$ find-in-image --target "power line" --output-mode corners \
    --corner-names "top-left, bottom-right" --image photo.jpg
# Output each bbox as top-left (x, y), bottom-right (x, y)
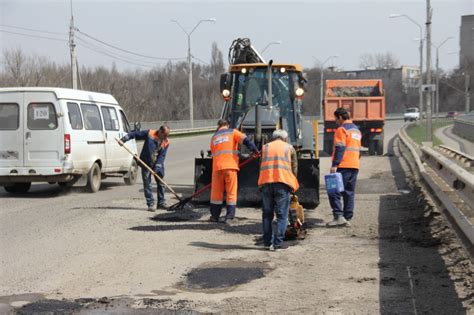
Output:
top-left (76, 40), bottom-right (155, 69)
top-left (75, 29), bottom-right (186, 61)
top-left (0, 23), bottom-right (66, 36)
top-left (0, 29), bottom-right (67, 42)
top-left (192, 55), bottom-right (210, 65)
top-left (75, 35), bottom-right (160, 66)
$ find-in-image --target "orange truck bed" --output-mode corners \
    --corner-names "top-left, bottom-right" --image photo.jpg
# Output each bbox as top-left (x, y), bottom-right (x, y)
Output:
top-left (324, 79), bottom-right (385, 122)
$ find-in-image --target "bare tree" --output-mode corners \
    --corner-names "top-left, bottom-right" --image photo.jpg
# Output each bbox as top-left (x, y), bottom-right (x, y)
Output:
top-left (359, 52), bottom-right (399, 69)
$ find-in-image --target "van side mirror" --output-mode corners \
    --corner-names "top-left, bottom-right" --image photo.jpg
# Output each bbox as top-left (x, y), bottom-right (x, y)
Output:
top-left (133, 122), bottom-right (141, 131)
top-left (220, 73), bottom-right (232, 93)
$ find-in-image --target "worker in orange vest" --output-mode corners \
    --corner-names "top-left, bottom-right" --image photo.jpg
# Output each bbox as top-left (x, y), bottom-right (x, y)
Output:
top-left (210, 119), bottom-right (258, 223)
top-left (258, 129), bottom-right (299, 251)
top-left (327, 107), bottom-right (362, 227)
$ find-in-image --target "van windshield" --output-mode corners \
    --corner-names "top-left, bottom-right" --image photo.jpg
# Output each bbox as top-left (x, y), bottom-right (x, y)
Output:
top-left (406, 108), bottom-right (418, 113)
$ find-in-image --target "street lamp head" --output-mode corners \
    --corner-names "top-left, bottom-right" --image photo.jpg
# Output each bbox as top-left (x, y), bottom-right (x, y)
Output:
top-left (389, 14), bottom-right (402, 18)
top-left (332, 54), bottom-right (340, 59)
top-left (206, 18), bottom-right (217, 22)
top-left (275, 40), bottom-right (282, 45)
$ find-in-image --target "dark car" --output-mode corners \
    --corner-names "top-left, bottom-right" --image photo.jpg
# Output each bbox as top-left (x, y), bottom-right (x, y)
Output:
top-left (446, 111), bottom-right (459, 118)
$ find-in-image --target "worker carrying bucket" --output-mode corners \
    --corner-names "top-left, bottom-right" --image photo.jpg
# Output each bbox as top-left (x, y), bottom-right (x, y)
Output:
top-left (209, 119), bottom-right (258, 224)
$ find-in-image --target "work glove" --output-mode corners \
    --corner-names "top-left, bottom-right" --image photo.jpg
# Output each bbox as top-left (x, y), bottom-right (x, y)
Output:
top-left (119, 137), bottom-right (127, 146)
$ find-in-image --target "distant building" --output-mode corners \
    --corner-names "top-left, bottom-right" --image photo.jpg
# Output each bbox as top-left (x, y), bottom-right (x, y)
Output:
top-left (327, 66), bottom-right (421, 113)
top-left (460, 15), bottom-right (474, 68)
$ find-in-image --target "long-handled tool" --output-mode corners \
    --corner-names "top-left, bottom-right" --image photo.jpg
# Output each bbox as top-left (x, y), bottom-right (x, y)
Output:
top-left (115, 138), bottom-right (184, 203)
top-left (168, 152), bottom-right (260, 211)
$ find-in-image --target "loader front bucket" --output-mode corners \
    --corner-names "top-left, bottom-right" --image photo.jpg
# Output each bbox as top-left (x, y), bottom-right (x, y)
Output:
top-left (193, 156), bottom-right (319, 209)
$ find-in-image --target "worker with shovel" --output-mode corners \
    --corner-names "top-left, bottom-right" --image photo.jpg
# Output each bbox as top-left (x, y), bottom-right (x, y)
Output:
top-left (120, 125), bottom-right (170, 211)
top-left (210, 119), bottom-right (258, 224)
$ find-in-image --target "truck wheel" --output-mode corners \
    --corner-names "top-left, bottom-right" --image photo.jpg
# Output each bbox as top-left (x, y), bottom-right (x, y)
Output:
top-left (4, 183), bottom-right (31, 193)
top-left (376, 139), bottom-right (384, 156)
top-left (124, 159), bottom-right (138, 185)
top-left (323, 139), bottom-right (333, 156)
top-left (368, 140), bottom-right (376, 156)
top-left (86, 162), bottom-right (101, 193)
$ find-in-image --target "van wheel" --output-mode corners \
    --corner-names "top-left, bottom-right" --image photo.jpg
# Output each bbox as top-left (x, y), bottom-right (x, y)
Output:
top-left (4, 183), bottom-right (31, 193)
top-left (124, 159), bottom-right (138, 185)
top-left (87, 163), bottom-right (101, 193)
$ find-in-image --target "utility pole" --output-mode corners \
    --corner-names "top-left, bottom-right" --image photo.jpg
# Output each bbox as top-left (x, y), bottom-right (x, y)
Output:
top-left (69, 0), bottom-right (78, 89)
top-left (425, 0), bottom-right (433, 142)
top-left (466, 73), bottom-right (471, 113)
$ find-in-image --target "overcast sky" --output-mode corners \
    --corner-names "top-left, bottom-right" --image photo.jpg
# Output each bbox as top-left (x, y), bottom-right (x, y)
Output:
top-left (0, 0), bottom-right (473, 72)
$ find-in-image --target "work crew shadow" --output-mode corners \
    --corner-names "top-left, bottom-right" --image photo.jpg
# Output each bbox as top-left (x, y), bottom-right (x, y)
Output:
top-left (71, 206), bottom-right (146, 211)
top-left (138, 183), bottom-right (195, 196)
top-left (189, 241), bottom-right (265, 251)
top-left (377, 135), bottom-right (465, 313)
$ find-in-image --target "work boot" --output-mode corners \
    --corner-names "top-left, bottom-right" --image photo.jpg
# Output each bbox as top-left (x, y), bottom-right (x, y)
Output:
top-left (326, 216), bottom-right (348, 227)
top-left (147, 205), bottom-right (155, 212)
top-left (209, 216), bottom-right (219, 223)
top-left (156, 202), bottom-right (168, 210)
top-left (269, 244), bottom-right (288, 251)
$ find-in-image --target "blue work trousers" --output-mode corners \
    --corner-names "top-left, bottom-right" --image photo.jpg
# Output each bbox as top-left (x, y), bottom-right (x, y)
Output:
top-left (261, 183), bottom-right (291, 248)
top-left (141, 167), bottom-right (165, 207)
top-left (328, 168), bottom-right (359, 220)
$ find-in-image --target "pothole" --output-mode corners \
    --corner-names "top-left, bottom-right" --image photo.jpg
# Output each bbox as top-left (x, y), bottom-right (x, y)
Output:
top-left (152, 208), bottom-right (206, 222)
top-left (179, 260), bottom-right (271, 293)
top-left (17, 299), bottom-right (82, 314)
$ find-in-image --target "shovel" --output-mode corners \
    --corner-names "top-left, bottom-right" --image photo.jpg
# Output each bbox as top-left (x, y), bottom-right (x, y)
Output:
top-left (115, 138), bottom-right (184, 205)
top-left (168, 152), bottom-right (260, 211)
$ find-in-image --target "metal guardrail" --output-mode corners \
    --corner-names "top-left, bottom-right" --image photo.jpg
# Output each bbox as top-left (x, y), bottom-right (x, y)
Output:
top-left (139, 114), bottom-right (407, 136)
top-left (437, 145), bottom-right (474, 169)
top-left (398, 124), bottom-right (474, 248)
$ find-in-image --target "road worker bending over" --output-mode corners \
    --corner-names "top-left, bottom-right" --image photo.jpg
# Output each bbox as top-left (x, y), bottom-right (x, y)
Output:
top-left (210, 119), bottom-right (258, 223)
top-left (258, 129), bottom-right (299, 251)
top-left (120, 125), bottom-right (170, 212)
top-left (327, 108), bottom-right (362, 227)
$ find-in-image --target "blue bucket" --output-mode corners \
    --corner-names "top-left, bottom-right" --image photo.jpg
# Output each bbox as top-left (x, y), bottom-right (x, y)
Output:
top-left (325, 173), bottom-right (345, 194)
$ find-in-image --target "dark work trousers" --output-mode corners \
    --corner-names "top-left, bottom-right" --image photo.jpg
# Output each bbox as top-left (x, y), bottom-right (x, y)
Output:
top-left (328, 168), bottom-right (359, 220)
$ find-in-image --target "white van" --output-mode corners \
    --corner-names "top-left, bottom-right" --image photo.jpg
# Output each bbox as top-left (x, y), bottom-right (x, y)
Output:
top-left (0, 87), bottom-right (138, 193)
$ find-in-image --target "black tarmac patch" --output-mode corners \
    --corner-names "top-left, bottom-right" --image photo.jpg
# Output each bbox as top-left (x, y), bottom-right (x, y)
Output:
top-left (180, 260), bottom-right (271, 292)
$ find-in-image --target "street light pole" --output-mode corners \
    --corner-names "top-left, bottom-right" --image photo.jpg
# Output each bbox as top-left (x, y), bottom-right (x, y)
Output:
top-left (314, 55), bottom-right (339, 120)
top-left (171, 18), bottom-right (216, 128)
top-left (389, 14), bottom-right (424, 118)
top-left (433, 37), bottom-right (453, 121)
top-left (261, 41), bottom-right (282, 53)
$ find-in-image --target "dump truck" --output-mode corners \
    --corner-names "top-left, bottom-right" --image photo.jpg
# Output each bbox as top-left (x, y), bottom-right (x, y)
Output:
top-left (323, 79), bottom-right (385, 156)
top-left (193, 38), bottom-right (320, 208)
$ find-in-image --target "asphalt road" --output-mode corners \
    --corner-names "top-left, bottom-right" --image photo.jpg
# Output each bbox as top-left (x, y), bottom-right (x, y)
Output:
top-left (0, 120), bottom-right (472, 314)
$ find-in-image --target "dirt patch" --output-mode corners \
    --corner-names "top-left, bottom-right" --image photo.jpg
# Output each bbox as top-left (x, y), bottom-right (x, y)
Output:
top-left (179, 260), bottom-right (271, 293)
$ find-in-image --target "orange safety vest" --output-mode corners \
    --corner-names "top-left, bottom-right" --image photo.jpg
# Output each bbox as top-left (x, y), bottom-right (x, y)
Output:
top-left (148, 130), bottom-right (170, 150)
top-left (331, 120), bottom-right (361, 169)
top-left (258, 139), bottom-right (299, 192)
top-left (210, 127), bottom-right (246, 171)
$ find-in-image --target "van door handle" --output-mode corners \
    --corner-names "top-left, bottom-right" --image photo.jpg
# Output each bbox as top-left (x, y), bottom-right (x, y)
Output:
top-left (26, 132), bottom-right (31, 139)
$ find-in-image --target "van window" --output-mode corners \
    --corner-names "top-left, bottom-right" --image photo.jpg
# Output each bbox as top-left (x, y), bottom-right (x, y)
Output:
top-left (119, 110), bottom-right (131, 133)
top-left (0, 103), bottom-right (19, 130)
top-left (81, 104), bottom-right (103, 130)
top-left (67, 102), bottom-right (83, 130)
top-left (101, 106), bottom-right (119, 131)
top-left (27, 103), bottom-right (58, 130)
